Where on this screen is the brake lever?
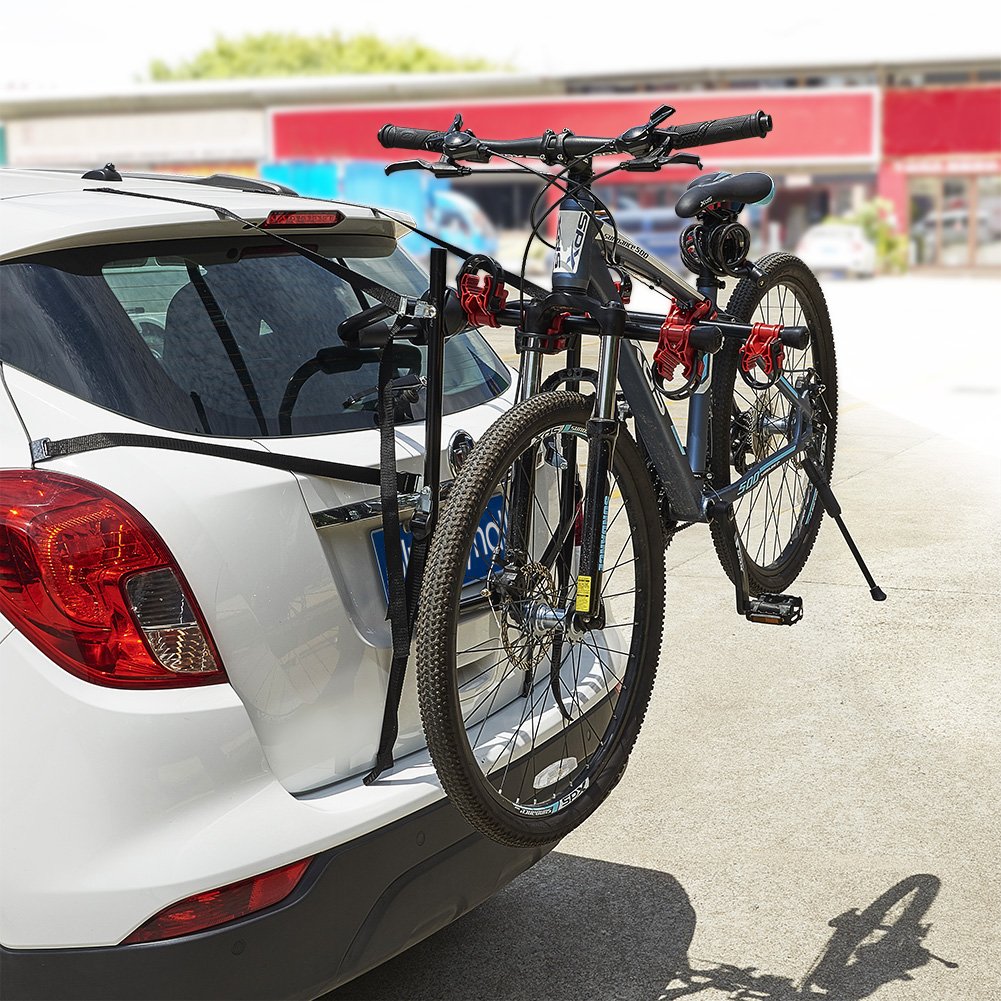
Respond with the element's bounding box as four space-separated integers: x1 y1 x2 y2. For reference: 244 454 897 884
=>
666 153 703 169
385 159 474 178
620 150 703 173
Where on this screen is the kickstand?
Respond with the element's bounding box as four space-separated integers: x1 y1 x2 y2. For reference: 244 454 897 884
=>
802 456 887 602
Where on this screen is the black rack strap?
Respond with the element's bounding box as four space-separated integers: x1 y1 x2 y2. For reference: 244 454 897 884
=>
30 432 418 493
365 344 414 785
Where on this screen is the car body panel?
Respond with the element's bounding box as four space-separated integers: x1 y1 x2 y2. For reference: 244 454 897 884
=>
0 626 460 948
796 222 876 276
0 169 411 261
2 361 517 793
0 167 542 966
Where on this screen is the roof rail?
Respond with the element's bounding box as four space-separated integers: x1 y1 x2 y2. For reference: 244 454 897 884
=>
119 171 301 197
191 173 300 197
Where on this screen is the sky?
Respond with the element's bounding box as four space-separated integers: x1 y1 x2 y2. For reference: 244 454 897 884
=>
1 0 998 93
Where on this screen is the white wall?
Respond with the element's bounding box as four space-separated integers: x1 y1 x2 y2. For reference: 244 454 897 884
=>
7 108 266 168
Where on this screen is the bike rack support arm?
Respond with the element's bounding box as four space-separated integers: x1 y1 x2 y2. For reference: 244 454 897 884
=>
412 248 448 548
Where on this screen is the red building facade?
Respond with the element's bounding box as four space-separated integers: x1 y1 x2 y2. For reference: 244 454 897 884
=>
879 85 1001 267
271 82 1001 267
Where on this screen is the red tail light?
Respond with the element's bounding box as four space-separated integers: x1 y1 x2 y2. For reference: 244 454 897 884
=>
0 470 227 688
262 209 344 228
122 858 313 943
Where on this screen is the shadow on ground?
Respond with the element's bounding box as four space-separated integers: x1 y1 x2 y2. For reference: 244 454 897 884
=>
325 850 696 1001
325 861 956 1001
661 873 958 1000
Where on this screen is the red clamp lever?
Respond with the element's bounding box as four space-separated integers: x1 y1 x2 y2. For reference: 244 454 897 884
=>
740 323 784 379
654 298 715 383
457 255 508 328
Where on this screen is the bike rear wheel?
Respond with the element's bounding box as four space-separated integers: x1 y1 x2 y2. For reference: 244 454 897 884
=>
709 253 838 595
416 392 664 847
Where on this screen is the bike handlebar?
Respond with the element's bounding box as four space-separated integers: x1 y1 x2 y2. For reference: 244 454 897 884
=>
377 125 450 153
377 110 772 160
666 111 773 150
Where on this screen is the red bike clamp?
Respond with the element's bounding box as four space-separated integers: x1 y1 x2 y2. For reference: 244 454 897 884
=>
740 323 785 386
457 255 508 328
654 298 715 384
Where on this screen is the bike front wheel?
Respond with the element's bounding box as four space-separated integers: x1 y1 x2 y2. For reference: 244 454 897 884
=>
417 391 664 847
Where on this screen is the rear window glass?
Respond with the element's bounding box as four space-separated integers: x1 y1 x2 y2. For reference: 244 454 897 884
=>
0 236 510 437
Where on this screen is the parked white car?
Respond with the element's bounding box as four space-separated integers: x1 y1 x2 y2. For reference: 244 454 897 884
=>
0 167 546 999
795 222 877 278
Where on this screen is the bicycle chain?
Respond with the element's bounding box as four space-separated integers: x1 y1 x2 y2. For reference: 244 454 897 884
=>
643 452 697 541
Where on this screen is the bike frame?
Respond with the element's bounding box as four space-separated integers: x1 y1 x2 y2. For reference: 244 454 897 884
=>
513 168 820 617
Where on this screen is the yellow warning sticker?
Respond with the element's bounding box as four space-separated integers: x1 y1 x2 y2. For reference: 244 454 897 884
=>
575 575 592 612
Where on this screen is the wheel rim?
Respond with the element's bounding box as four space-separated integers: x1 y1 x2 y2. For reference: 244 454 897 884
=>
449 425 642 817
730 280 827 572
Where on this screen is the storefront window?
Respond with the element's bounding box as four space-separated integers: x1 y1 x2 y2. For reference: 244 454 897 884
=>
940 178 972 265
975 176 1001 267
909 178 941 266
910 175 1001 268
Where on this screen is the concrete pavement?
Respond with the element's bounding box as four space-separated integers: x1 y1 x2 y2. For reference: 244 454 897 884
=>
328 275 1001 1001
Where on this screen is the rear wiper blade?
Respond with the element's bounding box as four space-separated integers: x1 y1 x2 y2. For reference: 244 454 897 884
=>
343 373 425 409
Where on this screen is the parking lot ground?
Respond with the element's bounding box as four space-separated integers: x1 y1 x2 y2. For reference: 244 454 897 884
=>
328 275 1000 1001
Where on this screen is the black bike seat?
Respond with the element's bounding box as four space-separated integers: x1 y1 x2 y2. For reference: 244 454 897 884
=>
675 171 774 218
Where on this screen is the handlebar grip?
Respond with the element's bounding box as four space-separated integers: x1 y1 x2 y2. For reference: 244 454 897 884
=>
377 124 448 153
690 324 725 354
668 111 772 150
779 325 811 350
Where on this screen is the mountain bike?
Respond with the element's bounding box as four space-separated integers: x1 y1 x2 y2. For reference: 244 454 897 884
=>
378 107 885 848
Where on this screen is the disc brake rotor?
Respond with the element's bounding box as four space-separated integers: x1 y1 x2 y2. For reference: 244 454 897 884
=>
733 392 792 473
497 561 557 673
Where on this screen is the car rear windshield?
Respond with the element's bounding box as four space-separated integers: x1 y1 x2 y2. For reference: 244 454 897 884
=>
0 236 511 437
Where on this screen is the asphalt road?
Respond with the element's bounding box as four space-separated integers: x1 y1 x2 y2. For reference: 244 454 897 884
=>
327 274 1001 1001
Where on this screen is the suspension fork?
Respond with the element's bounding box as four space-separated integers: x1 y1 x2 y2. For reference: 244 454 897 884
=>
555 338 583 598
576 312 626 619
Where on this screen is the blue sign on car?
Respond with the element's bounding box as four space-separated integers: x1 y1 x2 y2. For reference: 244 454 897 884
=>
371 494 505 603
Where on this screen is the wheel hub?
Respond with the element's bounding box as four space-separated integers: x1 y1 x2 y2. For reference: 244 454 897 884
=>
497 562 558 671
733 395 793 472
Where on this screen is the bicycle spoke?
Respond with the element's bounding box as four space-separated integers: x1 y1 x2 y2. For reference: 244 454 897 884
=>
727 277 825 575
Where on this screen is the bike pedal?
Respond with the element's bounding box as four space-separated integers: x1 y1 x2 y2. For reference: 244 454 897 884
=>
744 593 803 626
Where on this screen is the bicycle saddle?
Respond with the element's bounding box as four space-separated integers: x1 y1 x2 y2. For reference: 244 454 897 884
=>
675 171 774 218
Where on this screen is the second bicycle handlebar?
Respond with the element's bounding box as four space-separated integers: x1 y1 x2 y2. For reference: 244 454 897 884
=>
377 111 772 160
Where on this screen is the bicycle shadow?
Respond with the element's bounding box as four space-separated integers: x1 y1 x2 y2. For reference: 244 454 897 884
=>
660 873 958 1001
326 864 957 1001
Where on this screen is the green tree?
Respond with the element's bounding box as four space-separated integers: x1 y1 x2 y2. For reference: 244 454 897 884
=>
148 32 497 80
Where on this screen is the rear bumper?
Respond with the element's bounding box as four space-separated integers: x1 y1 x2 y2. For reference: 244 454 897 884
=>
0 798 551 1001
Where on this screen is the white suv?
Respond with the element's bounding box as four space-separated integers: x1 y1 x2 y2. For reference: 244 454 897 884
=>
0 167 548 998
